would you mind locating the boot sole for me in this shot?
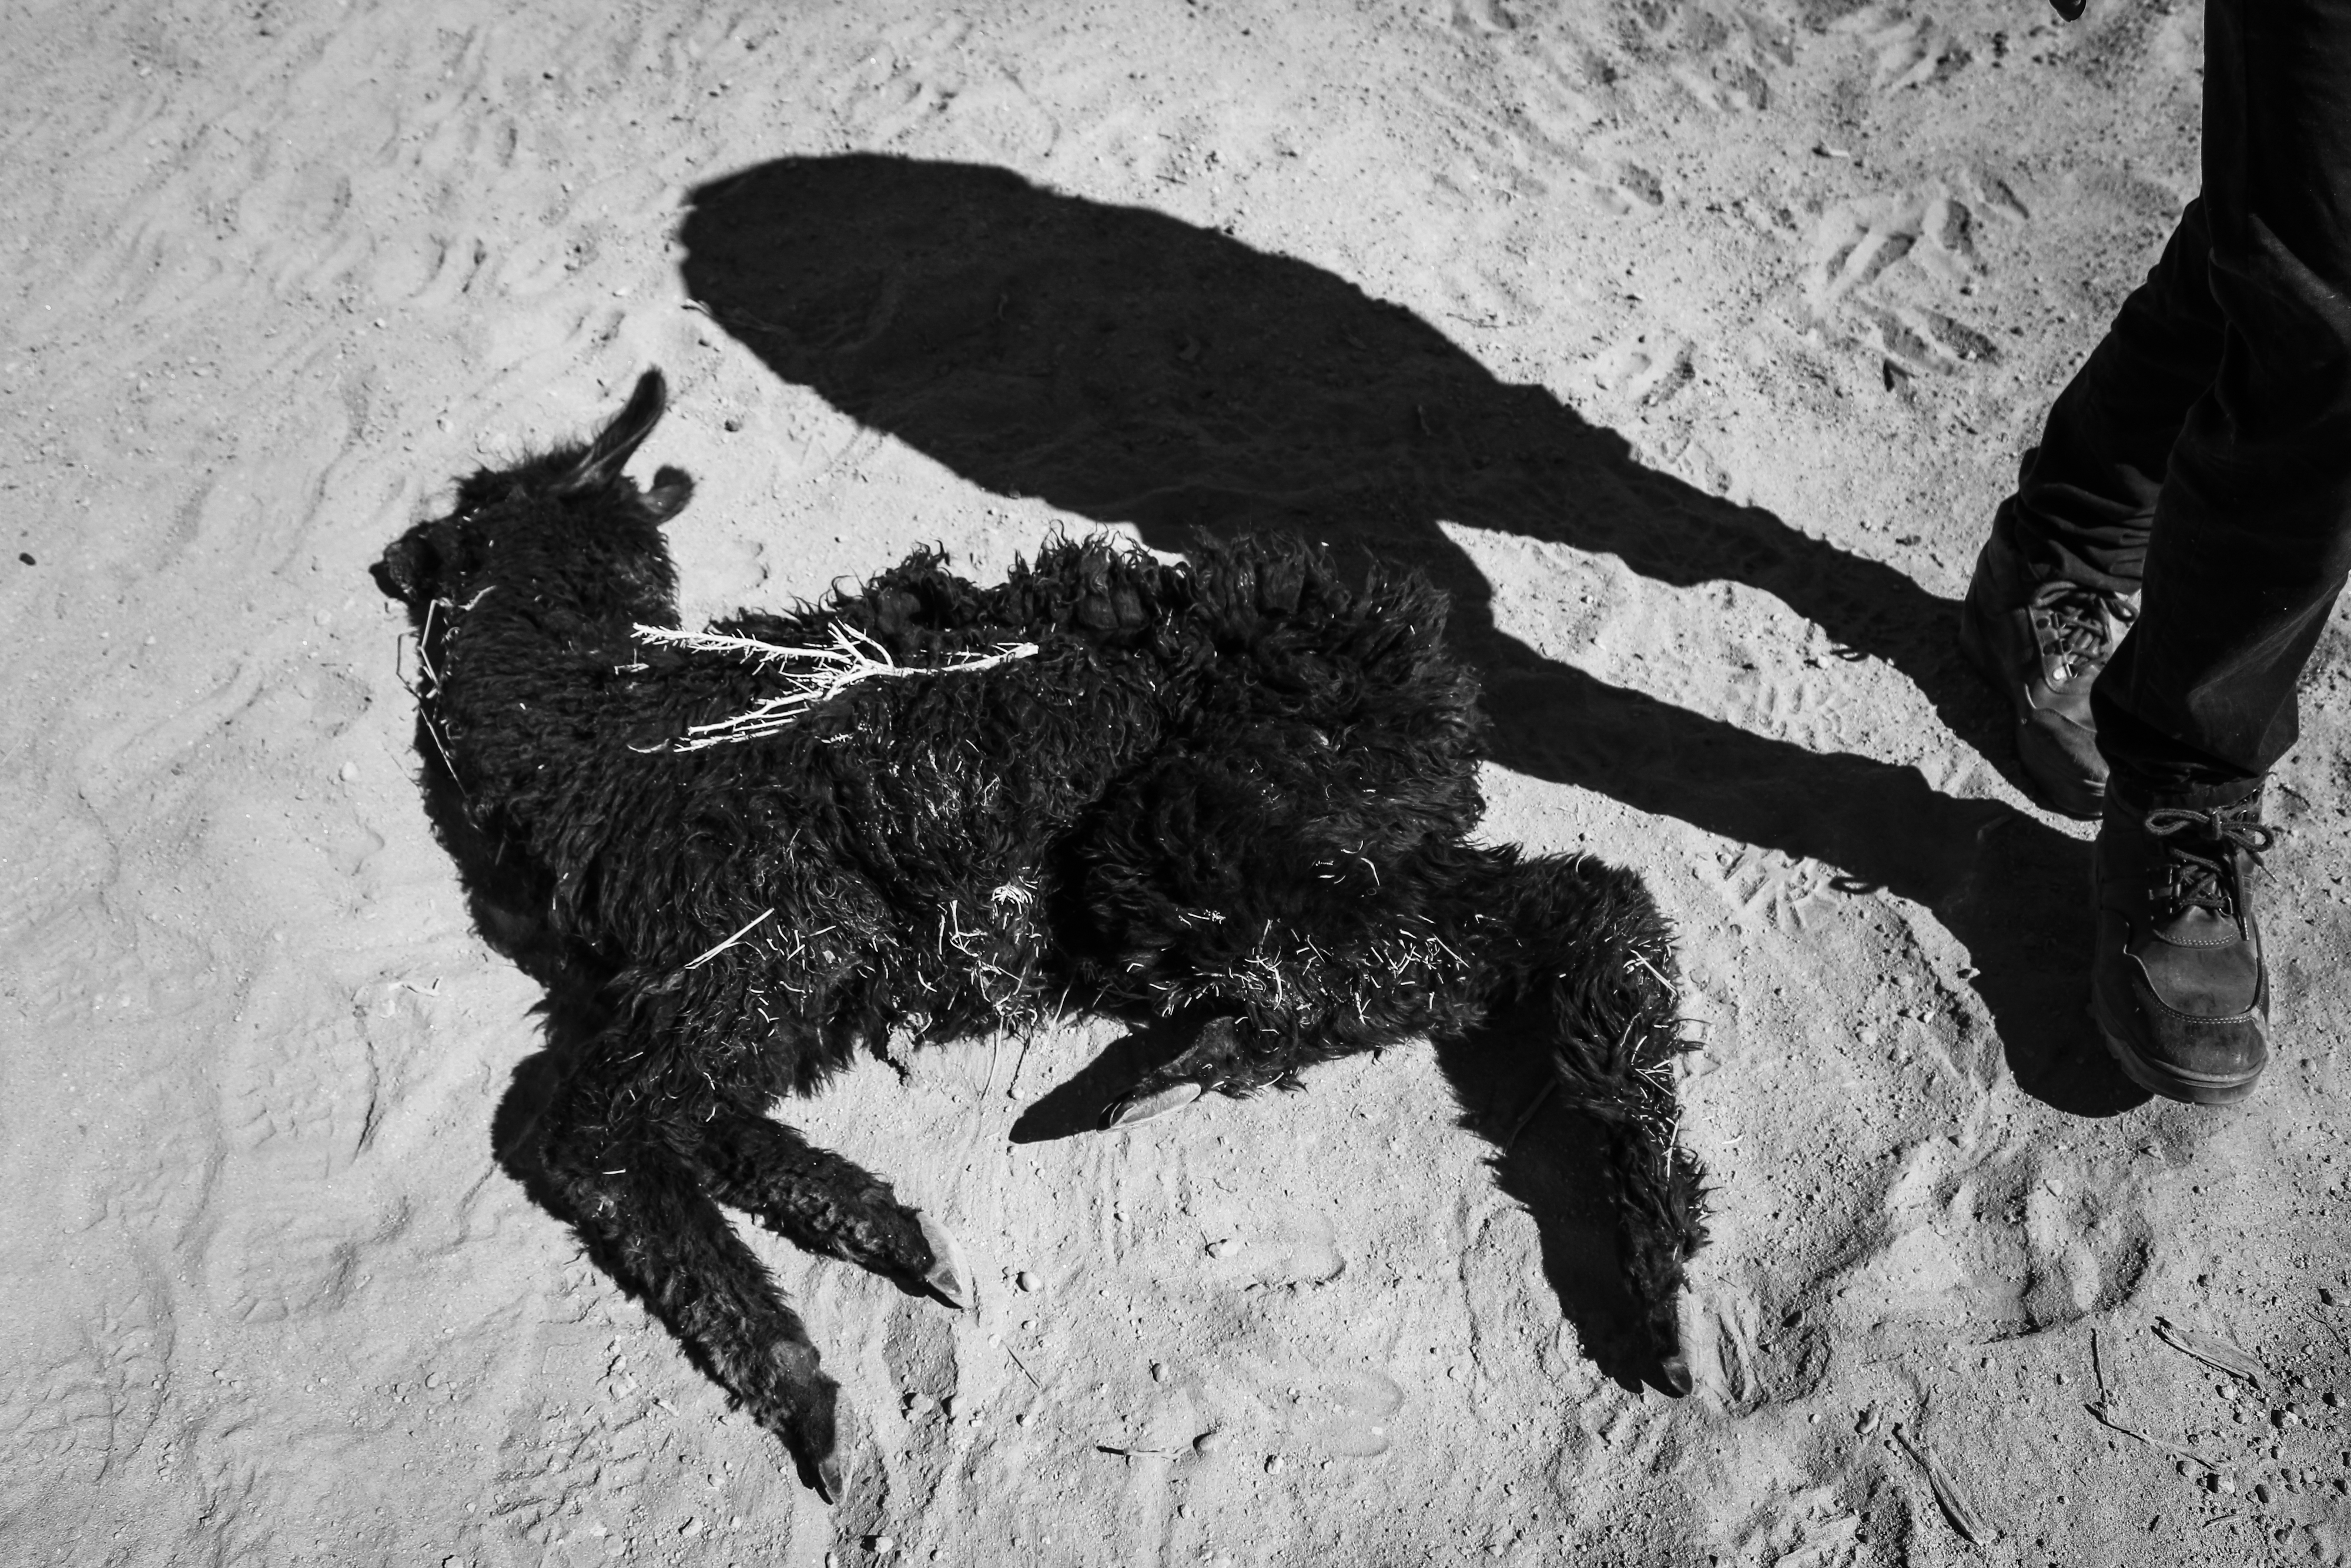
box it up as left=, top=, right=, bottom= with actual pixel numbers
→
left=1955, top=597, right=2105, bottom=820
left=2090, top=998, right=2264, bottom=1106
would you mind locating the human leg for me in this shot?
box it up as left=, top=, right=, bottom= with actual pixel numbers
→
left=2090, top=0, right=2351, bottom=799
left=2088, top=0, right=2351, bottom=1101
left=1960, top=202, right=2226, bottom=815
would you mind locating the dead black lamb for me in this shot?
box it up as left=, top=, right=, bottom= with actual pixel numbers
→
left=371, top=369, right=1709, bottom=1499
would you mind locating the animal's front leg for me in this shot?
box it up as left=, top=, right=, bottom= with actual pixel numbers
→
left=676, top=1108, right=972, bottom=1310
left=541, top=1060, right=849, bottom=1499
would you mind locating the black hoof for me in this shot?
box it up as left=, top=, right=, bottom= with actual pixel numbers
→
left=915, top=1211, right=972, bottom=1310
left=1100, top=1081, right=1204, bottom=1129
left=1655, top=1353, right=1693, bottom=1398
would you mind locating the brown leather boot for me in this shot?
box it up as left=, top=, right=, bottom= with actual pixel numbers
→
left=2091, top=783, right=2273, bottom=1104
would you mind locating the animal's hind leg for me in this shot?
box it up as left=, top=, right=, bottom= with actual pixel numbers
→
left=672, top=1107, right=973, bottom=1309
left=541, top=1055, right=849, bottom=1499
left=1503, top=852, right=1708, bottom=1396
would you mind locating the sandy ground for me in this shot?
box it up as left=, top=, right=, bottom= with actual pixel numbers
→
left=6, top=1, right=2351, bottom=1563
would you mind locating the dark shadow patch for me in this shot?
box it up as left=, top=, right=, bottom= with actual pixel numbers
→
left=1434, top=1004, right=1662, bottom=1393
left=1008, top=1013, right=1201, bottom=1143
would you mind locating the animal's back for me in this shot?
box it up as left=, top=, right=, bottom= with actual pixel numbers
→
left=722, top=532, right=1487, bottom=841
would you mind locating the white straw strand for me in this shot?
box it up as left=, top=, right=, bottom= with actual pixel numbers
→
left=632, top=621, right=1038, bottom=751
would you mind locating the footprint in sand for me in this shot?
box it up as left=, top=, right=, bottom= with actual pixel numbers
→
left=1710, top=844, right=1838, bottom=934
left=1291, top=1365, right=1406, bottom=1458
left=877, top=1288, right=964, bottom=1493
left=1804, top=190, right=2001, bottom=375
left=1828, top=1138, right=2156, bottom=1337
left=1203, top=1207, right=1346, bottom=1292
left=1830, top=4, right=1973, bottom=95
left=1616, top=0, right=1799, bottom=115
left=1697, top=1289, right=1773, bottom=1412
left=1588, top=333, right=1694, bottom=408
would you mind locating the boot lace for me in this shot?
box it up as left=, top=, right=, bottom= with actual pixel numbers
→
left=2030, top=579, right=2136, bottom=679
left=2142, top=806, right=2275, bottom=925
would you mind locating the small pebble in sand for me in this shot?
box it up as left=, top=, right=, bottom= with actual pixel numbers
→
left=1151, top=1362, right=1168, bottom=1382
left=2324, top=1288, right=2339, bottom=1306
left=903, top=1392, right=931, bottom=1415
left=340, top=760, right=360, bottom=782
left=2255, top=1483, right=2273, bottom=1505
left=1265, top=1455, right=1284, bottom=1475
left=1016, top=1271, right=1039, bottom=1292
left=1205, top=1240, right=1230, bottom=1258
left=1194, top=1430, right=1223, bottom=1456
left=868, top=1535, right=895, bottom=1556
left=1856, top=1408, right=1880, bottom=1435
left=2325, top=1391, right=2341, bottom=1409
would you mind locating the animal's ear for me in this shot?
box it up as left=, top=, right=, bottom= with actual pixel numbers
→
left=557, top=369, right=668, bottom=495
left=645, top=464, right=695, bottom=522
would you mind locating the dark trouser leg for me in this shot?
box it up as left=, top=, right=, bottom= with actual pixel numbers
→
left=2080, top=0, right=2351, bottom=1105
left=2011, top=199, right=2229, bottom=594
left=2088, top=0, right=2351, bottom=802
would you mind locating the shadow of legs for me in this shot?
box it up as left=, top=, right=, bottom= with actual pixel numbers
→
left=1484, top=661, right=2140, bottom=1116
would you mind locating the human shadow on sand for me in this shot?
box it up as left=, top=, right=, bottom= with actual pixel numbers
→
left=660, top=152, right=2142, bottom=1383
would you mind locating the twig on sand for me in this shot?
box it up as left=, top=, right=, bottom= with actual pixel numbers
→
left=2081, top=1401, right=2228, bottom=1475
left=1893, top=1425, right=1995, bottom=1546
left=1005, top=1345, right=1043, bottom=1391
left=1095, top=1442, right=1185, bottom=1460
left=2151, top=1318, right=2266, bottom=1389
left=2091, top=1325, right=2111, bottom=1405
left=1004, top=1033, right=1036, bottom=1100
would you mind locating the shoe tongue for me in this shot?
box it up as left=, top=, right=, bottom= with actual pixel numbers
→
left=2034, top=584, right=2115, bottom=663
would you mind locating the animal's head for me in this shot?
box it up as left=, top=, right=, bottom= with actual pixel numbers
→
left=372, top=369, right=695, bottom=626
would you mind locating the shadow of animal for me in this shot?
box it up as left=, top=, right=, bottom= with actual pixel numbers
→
left=374, top=373, right=1707, bottom=1500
